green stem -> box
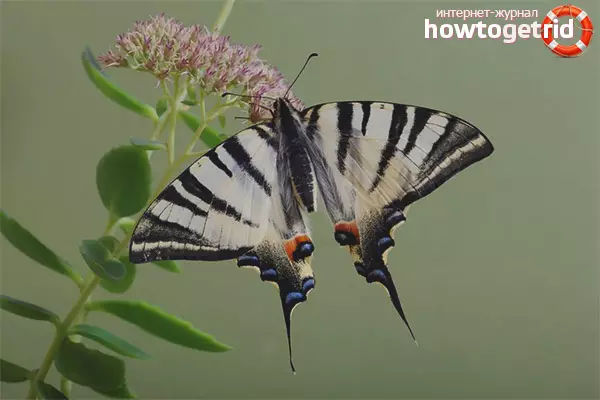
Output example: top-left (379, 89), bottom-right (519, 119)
top-left (167, 76), bottom-right (180, 165)
top-left (184, 94), bottom-right (207, 155)
top-left (212, 0), bottom-right (235, 33)
top-left (60, 375), bottom-right (72, 397)
top-left (150, 108), bottom-right (171, 140)
top-left (27, 276), bottom-right (100, 399)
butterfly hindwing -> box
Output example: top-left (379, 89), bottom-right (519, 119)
top-left (129, 123), bottom-right (279, 263)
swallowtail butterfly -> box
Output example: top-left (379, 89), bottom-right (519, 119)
top-left (129, 60), bottom-right (494, 372)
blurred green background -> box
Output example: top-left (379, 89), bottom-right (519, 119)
top-left (1, 1), bottom-right (598, 398)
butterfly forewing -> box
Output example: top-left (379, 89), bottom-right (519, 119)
top-left (303, 101), bottom-right (493, 211)
top-left (129, 123), bottom-right (279, 263)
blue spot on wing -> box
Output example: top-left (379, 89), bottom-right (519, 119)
top-left (367, 269), bottom-right (387, 283)
top-left (238, 254), bottom-right (260, 267)
top-left (285, 291), bottom-right (306, 305)
top-left (386, 210), bottom-right (406, 227)
top-left (298, 242), bottom-right (314, 256)
top-left (260, 268), bottom-right (277, 280)
top-left (377, 236), bottom-right (395, 254)
top-left (302, 278), bottom-right (315, 292)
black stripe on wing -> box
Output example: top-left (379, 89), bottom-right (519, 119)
top-left (402, 108), bottom-right (432, 155)
top-left (360, 102), bottom-right (371, 136)
top-left (389, 115), bottom-right (494, 210)
top-left (207, 151), bottom-right (233, 178)
top-left (129, 123), bottom-right (279, 264)
top-left (305, 104), bottom-right (322, 141)
top-left (336, 103), bottom-right (354, 174)
top-left (369, 104), bottom-right (408, 193)
top-left (179, 169), bottom-right (259, 227)
top-left (252, 123), bottom-right (279, 149)
top-left (130, 213), bottom-right (253, 262)
top-left (223, 136), bottom-right (272, 196)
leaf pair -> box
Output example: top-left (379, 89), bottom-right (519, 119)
top-left (80, 239), bottom-right (127, 282)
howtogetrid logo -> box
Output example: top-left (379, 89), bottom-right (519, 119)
top-left (425, 4), bottom-right (594, 58)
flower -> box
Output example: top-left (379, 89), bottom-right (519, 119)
top-left (98, 13), bottom-right (304, 121)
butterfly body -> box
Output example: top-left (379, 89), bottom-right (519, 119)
top-left (129, 97), bottom-right (494, 372)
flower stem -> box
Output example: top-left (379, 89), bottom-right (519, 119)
top-left (212, 0), bottom-right (235, 34)
top-left (167, 76), bottom-right (180, 165)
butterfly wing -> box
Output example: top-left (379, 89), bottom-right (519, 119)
top-left (131, 118), bottom-right (314, 372)
top-left (237, 144), bottom-right (315, 373)
top-left (129, 123), bottom-right (279, 263)
top-left (303, 101), bottom-right (493, 338)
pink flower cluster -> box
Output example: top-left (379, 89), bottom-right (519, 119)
top-left (98, 13), bottom-right (303, 121)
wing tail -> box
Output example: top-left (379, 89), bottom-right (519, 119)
top-left (237, 236), bottom-right (315, 373)
top-left (336, 208), bottom-right (417, 342)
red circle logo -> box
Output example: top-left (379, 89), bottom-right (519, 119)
top-left (542, 4), bottom-right (594, 57)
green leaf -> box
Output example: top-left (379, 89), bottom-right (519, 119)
top-left (0, 295), bottom-right (60, 327)
top-left (117, 218), bottom-right (136, 236)
top-left (92, 381), bottom-right (136, 399)
top-left (0, 358), bottom-right (30, 383)
top-left (82, 47), bottom-right (158, 122)
top-left (96, 145), bottom-right (152, 218)
top-left (218, 115), bottom-right (227, 130)
top-left (87, 300), bottom-right (231, 353)
top-left (69, 324), bottom-right (150, 360)
top-left (178, 111), bottom-right (228, 148)
top-left (54, 338), bottom-right (125, 391)
top-left (0, 210), bottom-right (81, 285)
top-left (152, 260), bottom-right (181, 273)
top-left (79, 240), bottom-right (125, 282)
top-left (37, 381), bottom-right (68, 399)
top-left (129, 138), bottom-right (166, 151)
top-left (178, 110), bottom-right (200, 131)
top-left (100, 256), bottom-right (136, 293)
top-left (155, 97), bottom-right (168, 117)
top-left (181, 99), bottom-right (198, 106)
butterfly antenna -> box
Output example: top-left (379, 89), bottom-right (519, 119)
top-left (222, 92), bottom-right (276, 118)
top-left (221, 92), bottom-right (277, 101)
top-left (284, 52), bottom-right (319, 99)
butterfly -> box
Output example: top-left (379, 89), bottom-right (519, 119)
top-left (129, 92), bottom-right (494, 372)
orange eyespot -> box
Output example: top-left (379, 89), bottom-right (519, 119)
top-left (284, 234), bottom-right (314, 261)
top-left (334, 221), bottom-right (360, 245)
